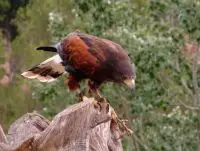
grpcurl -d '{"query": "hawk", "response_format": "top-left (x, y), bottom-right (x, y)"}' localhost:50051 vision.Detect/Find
top-left (22, 31), bottom-right (136, 101)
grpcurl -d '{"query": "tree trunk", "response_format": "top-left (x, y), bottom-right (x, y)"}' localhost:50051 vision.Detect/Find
top-left (0, 27), bottom-right (13, 85)
top-left (0, 97), bottom-right (123, 151)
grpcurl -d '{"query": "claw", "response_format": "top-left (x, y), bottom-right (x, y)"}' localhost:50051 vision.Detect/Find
top-left (78, 96), bottom-right (83, 102)
top-left (95, 96), bottom-right (107, 103)
top-left (76, 89), bottom-right (84, 102)
top-left (93, 101), bottom-right (101, 110)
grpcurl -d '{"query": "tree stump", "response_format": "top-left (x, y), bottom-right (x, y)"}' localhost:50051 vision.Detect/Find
top-left (0, 97), bottom-right (122, 151)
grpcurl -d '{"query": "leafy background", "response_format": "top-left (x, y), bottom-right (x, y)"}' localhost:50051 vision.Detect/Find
top-left (0, 0), bottom-right (200, 150)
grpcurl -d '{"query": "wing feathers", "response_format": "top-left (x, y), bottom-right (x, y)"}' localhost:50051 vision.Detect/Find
top-left (21, 55), bottom-right (65, 83)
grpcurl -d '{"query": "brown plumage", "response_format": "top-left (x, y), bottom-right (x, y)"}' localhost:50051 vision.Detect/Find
top-left (22, 31), bottom-right (136, 100)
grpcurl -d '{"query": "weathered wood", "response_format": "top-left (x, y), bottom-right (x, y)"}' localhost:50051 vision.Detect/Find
top-left (0, 97), bottom-right (122, 151)
top-left (0, 124), bottom-right (7, 144)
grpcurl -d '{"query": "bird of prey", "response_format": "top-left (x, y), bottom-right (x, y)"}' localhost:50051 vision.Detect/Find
top-left (21, 31), bottom-right (136, 101)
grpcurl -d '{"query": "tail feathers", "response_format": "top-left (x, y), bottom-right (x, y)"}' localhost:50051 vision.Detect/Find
top-left (36, 42), bottom-right (61, 52)
top-left (21, 55), bottom-right (65, 83)
top-left (36, 46), bottom-right (57, 52)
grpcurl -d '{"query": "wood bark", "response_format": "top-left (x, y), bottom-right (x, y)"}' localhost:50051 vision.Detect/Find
top-left (0, 97), bottom-right (122, 151)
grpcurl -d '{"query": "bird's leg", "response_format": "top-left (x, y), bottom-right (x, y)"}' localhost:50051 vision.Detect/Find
top-left (88, 80), bottom-right (106, 102)
top-left (111, 109), bottom-right (133, 139)
top-left (76, 88), bottom-right (84, 102)
top-left (86, 80), bottom-right (93, 96)
top-left (95, 89), bottom-right (106, 103)
top-left (65, 75), bottom-right (84, 102)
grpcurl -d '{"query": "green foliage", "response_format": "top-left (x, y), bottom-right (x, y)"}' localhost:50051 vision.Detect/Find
top-left (0, 0), bottom-right (200, 150)
top-left (31, 77), bottom-right (76, 118)
top-left (0, 0), bottom-right (10, 21)
top-left (177, 0), bottom-right (200, 41)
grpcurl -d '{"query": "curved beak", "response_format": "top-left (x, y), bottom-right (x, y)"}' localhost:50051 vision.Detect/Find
top-left (123, 78), bottom-right (135, 89)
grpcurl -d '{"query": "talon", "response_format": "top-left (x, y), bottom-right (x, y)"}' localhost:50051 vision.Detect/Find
top-left (77, 89), bottom-right (84, 102)
top-left (78, 96), bottom-right (84, 102)
top-left (96, 96), bottom-right (106, 103)
top-left (93, 101), bottom-right (101, 110)
top-left (78, 96), bottom-right (83, 102)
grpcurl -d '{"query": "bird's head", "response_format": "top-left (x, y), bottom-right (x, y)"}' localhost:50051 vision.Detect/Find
top-left (122, 63), bottom-right (136, 89)
top-left (123, 78), bottom-right (136, 89)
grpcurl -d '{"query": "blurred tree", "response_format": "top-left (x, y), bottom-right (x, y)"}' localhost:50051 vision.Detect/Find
top-left (176, 0), bottom-right (200, 150)
top-left (0, 0), bottom-right (54, 129)
top-left (0, 0), bottom-right (29, 85)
